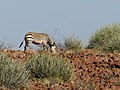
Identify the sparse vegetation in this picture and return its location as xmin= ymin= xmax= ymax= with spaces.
xmin=0 ymin=41 xmax=12 ymax=50
xmin=0 ymin=54 xmax=30 ymax=89
xmin=26 ymin=54 xmax=74 ymax=82
xmin=87 ymin=24 xmax=120 ymax=52
xmin=64 ymin=35 xmax=83 ymax=51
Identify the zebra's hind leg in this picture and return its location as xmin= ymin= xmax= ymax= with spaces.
xmin=24 ymin=42 xmax=29 ymax=52
xmin=24 ymin=45 xmax=27 ymax=52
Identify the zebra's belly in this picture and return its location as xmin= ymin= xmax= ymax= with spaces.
xmin=32 ymin=40 xmax=43 ymax=45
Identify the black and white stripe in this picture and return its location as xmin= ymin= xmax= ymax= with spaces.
xmin=25 ymin=34 xmax=35 ymax=43
xmin=19 ymin=32 xmax=56 ymax=53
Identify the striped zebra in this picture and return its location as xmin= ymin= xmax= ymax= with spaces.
xmin=19 ymin=32 xmax=56 ymax=53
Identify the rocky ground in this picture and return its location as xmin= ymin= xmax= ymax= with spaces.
xmin=0 ymin=49 xmax=120 ymax=90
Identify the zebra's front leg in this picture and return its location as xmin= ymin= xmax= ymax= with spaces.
xmin=43 ymin=45 xmax=48 ymax=51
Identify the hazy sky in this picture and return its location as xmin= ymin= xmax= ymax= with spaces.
xmin=0 ymin=0 xmax=120 ymax=49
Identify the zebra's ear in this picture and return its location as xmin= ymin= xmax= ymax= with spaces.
xmin=53 ymin=42 xmax=56 ymax=46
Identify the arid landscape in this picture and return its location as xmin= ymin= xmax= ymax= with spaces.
xmin=0 ymin=1 xmax=120 ymax=90
xmin=0 ymin=49 xmax=119 ymax=90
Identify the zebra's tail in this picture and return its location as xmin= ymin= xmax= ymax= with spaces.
xmin=19 ymin=40 xmax=24 ymax=48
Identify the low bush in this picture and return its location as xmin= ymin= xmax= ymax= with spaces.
xmin=87 ymin=24 xmax=120 ymax=52
xmin=0 ymin=54 xmax=30 ymax=89
xmin=102 ymin=35 xmax=120 ymax=53
xmin=26 ymin=54 xmax=74 ymax=82
xmin=64 ymin=35 xmax=83 ymax=51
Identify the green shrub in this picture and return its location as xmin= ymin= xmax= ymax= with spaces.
xmin=0 ymin=54 xmax=30 ymax=89
xmin=102 ymin=35 xmax=120 ymax=52
xmin=87 ymin=24 xmax=120 ymax=52
xmin=64 ymin=35 xmax=83 ymax=51
xmin=26 ymin=54 xmax=74 ymax=82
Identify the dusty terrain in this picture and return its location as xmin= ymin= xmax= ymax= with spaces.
xmin=0 ymin=49 xmax=120 ymax=90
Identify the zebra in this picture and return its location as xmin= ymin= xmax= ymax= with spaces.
xmin=19 ymin=32 xmax=56 ymax=53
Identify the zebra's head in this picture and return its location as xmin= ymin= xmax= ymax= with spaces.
xmin=50 ymin=42 xmax=56 ymax=53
